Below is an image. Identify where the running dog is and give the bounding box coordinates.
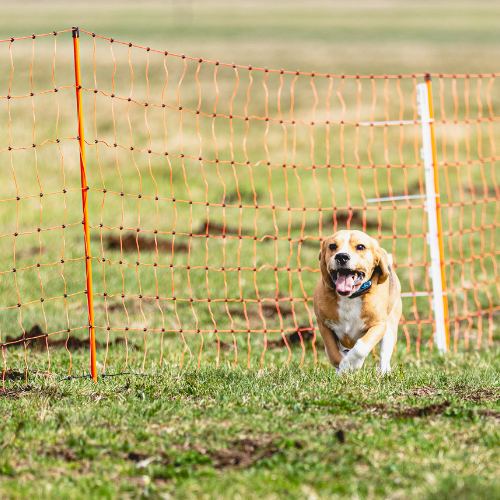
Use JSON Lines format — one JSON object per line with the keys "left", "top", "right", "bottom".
{"left": 314, "top": 230, "right": 402, "bottom": 374}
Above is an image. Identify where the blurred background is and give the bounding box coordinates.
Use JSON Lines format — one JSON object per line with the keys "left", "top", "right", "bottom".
{"left": 3, "top": 0, "right": 500, "bottom": 74}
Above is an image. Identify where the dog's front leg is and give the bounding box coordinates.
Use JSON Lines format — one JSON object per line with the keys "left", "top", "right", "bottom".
{"left": 317, "top": 321, "right": 343, "bottom": 369}
{"left": 378, "top": 326, "right": 395, "bottom": 375}
{"left": 338, "top": 323, "right": 386, "bottom": 374}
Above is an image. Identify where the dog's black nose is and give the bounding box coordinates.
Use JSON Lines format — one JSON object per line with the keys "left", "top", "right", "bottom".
{"left": 335, "top": 253, "right": 350, "bottom": 265}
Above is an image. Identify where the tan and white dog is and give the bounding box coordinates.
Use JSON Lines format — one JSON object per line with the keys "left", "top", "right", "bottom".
{"left": 313, "top": 230, "right": 402, "bottom": 374}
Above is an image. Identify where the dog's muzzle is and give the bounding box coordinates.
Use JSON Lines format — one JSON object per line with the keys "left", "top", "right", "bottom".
{"left": 329, "top": 269, "right": 365, "bottom": 296}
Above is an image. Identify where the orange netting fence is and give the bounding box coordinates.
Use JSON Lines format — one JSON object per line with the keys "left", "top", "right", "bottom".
{"left": 1, "top": 29, "right": 499, "bottom": 389}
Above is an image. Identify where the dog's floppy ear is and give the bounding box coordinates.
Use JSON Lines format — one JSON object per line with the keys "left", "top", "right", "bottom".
{"left": 319, "top": 238, "right": 334, "bottom": 288}
{"left": 374, "top": 241, "right": 391, "bottom": 284}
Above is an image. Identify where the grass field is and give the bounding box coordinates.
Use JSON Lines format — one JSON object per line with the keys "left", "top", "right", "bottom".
{"left": 3, "top": 351, "right": 500, "bottom": 499}
{"left": 1, "top": 1, "right": 500, "bottom": 498}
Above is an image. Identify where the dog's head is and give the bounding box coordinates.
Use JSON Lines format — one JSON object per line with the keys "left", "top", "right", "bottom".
{"left": 319, "top": 230, "right": 390, "bottom": 297}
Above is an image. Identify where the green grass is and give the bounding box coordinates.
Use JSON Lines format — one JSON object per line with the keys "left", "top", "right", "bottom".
{"left": 2, "top": 351, "right": 500, "bottom": 499}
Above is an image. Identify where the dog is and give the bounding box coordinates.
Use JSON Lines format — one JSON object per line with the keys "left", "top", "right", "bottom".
{"left": 313, "top": 230, "right": 402, "bottom": 374}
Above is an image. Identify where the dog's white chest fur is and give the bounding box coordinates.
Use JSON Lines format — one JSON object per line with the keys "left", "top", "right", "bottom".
{"left": 324, "top": 297, "right": 365, "bottom": 345}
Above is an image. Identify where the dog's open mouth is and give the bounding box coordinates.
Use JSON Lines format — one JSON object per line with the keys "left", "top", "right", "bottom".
{"left": 330, "top": 269, "right": 365, "bottom": 296}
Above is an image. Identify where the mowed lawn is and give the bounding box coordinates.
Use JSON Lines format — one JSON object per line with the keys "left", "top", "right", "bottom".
{"left": 2, "top": 351, "right": 500, "bottom": 499}
{"left": 1, "top": 1, "right": 500, "bottom": 498}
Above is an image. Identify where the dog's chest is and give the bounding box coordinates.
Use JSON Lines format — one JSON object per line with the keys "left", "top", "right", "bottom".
{"left": 324, "top": 298, "right": 365, "bottom": 344}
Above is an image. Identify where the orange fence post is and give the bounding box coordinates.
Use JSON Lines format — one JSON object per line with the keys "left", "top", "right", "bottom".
{"left": 425, "top": 74, "right": 450, "bottom": 350}
{"left": 72, "top": 27, "right": 97, "bottom": 382}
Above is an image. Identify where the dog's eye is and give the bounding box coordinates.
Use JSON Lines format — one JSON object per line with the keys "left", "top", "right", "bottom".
{"left": 356, "top": 244, "right": 366, "bottom": 251}
{"left": 329, "top": 244, "right": 337, "bottom": 251}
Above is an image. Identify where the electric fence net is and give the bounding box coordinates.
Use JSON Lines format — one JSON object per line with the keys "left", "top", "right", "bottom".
{"left": 0, "top": 29, "right": 499, "bottom": 391}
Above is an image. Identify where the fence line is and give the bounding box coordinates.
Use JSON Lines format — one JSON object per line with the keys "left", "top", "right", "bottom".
{"left": 0, "top": 28, "right": 499, "bottom": 389}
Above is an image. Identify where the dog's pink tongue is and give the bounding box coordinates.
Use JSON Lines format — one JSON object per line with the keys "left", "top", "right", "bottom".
{"left": 336, "top": 274, "right": 355, "bottom": 293}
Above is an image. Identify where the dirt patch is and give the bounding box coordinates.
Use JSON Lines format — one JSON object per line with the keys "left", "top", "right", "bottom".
{"left": 15, "top": 247, "right": 40, "bottom": 260}
{"left": 126, "top": 437, "right": 286, "bottom": 471}
{"left": 99, "top": 233, "right": 189, "bottom": 253}
{"left": 213, "top": 333, "right": 323, "bottom": 353}
{"left": 208, "top": 437, "right": 283, "bottom": 469}
{"left": 261, "top": 302, "right": 294, "bottom": 318}
{"left": 333, "top": 211, "right": 378, "bottom": 229}
{"left": 1, "top": 386, "right": 40, "bottom": 398}
{"left": 3, "top": 325, "right": 128, "bottom": 351}
{"left": 44, "top": 445, "right": 78, "bottom": 462}
{"left": 363, "top": 401, "right": 452, "bottom": 419}
{"left": 1, "top": 369, "right": 55, "bottom": 381}
{"left": 1, "top": 369, "right": 25, "bottom": 381}
{"left": 398, "top": 401, "right": 451, "bottom": 419}
{"left": 363, "top": 400, "right": 500, "bottom": 421}
{"left": 403, "top": 385, "right": 500, "bottom": 402}
{"left": 298, "top": 211, "right": 378, "bottom": 233}
{"left": 451, "top": 387, "right": 500, "bottom": 403}
{"left": 228, "top": 301, "right": 294, "bottom": 321}
{"left": 305, "top": 419, "right": 358, "bottom": 436}
{"left": 214, "top": 340, "right": 235, "bottom": 352}
{"left": 4, "top": 325, "right": 61, "bottom": 350}
{"left": 363, "top": 402, "right": 392, "bottom": 412}
{"left": 477, "top": 409, "right": 500, "bottom": 419}
{"left": 464, "top": 183, "right": 489, "bottom": 198}
{"left": 96, "top": 297, "right": 171, "bottom": 314}
{"left": 195, "top": 220, "right": 244, "bottom": 238}
{"left": 268, "top": 327, "right": 324, "bottom": 350}
{"left": 101, "top": 302, "right": 131, "bottom": 313}
{"left": 403, "top": 385, "right": 442, "bottom": 398}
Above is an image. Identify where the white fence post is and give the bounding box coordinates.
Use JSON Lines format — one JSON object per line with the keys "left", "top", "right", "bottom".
{"left": 417, "top": 82, "right": 448, "bottom": 353}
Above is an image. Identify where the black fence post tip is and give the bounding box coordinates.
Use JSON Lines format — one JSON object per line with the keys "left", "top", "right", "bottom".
{"left": 72, "top": 27, "right": 80, "bottom": 38}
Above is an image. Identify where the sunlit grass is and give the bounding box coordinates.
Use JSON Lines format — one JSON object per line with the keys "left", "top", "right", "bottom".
{"left": 2, "top": 350, "right": 500, "bottom": 499}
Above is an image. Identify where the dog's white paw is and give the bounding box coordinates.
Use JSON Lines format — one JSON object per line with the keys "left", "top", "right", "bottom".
{"left": 377, "top": 362, "right": 391, "bottom": 375}
{"left": 338, "top": 357, "right": 364, "bottom": 374}
{"left": 337, "top": 339, "right": 370, "bottom": 374}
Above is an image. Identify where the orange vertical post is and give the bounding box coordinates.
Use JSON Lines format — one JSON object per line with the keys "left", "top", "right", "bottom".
{"left": 73, "top": 27, "right": 97, "bottom": 381}
{"left": 425, "top": 73, "right": 450, "bottom": 350}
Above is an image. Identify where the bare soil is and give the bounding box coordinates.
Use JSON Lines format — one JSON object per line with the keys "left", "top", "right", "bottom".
{"left": 398, "top": 401, "right": 451, "bottom": 418}
{"left": 195, "top": 220, "right": 245, "bottom": 238}
{"left": 126, "top": 436, "right": 286, "bottom": 470}
{"left": 99, "top": 233, "right": 189, "bottom": 253}
{"left": 4, "top": 325, "right": 127, "bottom": 350}
{"left": 267, "top": 327, "right": 324, "bottom": 349}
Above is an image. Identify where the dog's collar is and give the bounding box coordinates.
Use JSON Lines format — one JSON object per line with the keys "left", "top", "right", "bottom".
{"left": 349, "top": 274, "right": 374, "bottom": 299}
